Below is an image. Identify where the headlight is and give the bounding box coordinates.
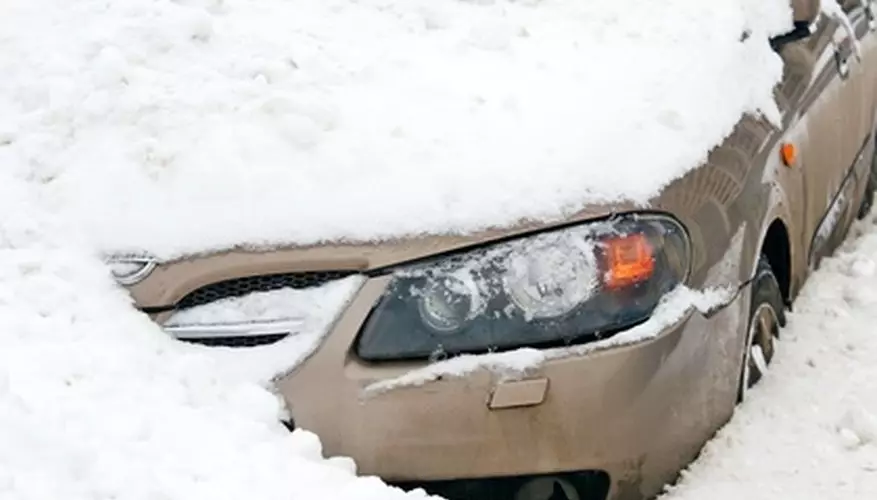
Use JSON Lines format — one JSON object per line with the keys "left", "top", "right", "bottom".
{"left": 106, "top": 256, "right": 157, "bottom": 285}
{"left": 355, "top": 214, "right": 690, "bottom": 361}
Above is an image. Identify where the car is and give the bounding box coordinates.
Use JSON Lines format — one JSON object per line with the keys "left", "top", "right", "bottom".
{"left": 108, "top": 1, "right": 877, "bottom": 499}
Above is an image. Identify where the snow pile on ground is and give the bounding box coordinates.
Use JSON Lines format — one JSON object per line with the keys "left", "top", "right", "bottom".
{"left": 661, "top": 213, "right": 877, "bottom": 500}
{"left": 0, "top": 173, "right": 435, "bottom": 499}
{"left": 0, "top": 0, "right": 792, "bottom": 259}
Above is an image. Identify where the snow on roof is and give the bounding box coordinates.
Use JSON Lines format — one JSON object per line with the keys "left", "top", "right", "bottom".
{"left": 0, "top": 0, "right": 792, "bottom": 259}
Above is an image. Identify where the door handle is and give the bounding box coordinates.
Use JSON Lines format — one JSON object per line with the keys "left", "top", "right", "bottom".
{"left": 835, "top": 42, "right": 853, "bottom": 80}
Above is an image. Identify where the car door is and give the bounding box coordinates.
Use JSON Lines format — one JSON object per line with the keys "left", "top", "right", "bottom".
{"left": 786, "top": 7, "right": 871, "bottom": 267}
{"left": 776, "top": 12, "right": 850, "bottom": 269}
{"left": 808, "top": 2, "right": 877, "bottom": 264}
{"left": 834, "top": 1, "right": 877, "bottom": 170}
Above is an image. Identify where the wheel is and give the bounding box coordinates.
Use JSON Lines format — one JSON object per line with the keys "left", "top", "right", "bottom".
{"left": 737, "top": 255, "right": 785, "bottom": 403}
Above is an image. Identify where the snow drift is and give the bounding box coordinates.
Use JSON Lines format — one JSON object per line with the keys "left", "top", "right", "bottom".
{"left": 0, "top": 171, "right": 435, "bottom": 500}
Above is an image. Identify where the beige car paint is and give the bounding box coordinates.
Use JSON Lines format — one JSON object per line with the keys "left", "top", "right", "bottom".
{"left": 118, "top": 1, "right": 877, "bottom": 499}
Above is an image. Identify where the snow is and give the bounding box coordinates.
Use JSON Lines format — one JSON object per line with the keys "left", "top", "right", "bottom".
{"left": 5, "top": 0, "right": 874, "bottom": 498}
{"left": 817, "top": 191, "right": 847, "bottom": 242}
{"left": 0, "top": 0, "right": 793, "bottom": 260}
{"left": 0, "top": 173, "right": 435, "bottom": 499}
{"left": 15, "top": 193, "right": 877, "bottom": 500}
{"left": 824, "top": 0, "right": 863, "bottom": 60}
{"left": 661, "top": 212, "right": 877, "bottom": 500}
{"left": 502, "top": 231, "right": 600, "bottom": 320}
{"left": 165, "top": 276, "right": 365, "bottom": 383}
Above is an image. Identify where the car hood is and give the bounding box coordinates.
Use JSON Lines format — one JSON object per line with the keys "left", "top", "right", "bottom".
{"left": 127, "top": 202, "right": 632, "bottom": 309}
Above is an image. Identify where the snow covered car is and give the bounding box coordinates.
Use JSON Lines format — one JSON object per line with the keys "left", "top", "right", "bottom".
{"left": 107, "top": 1, "right": 877, "bottom": 499}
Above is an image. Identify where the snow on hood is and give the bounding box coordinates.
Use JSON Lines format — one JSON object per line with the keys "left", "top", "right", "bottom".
{"left": 0, "top": 0, "right": 793, "bottom": 259}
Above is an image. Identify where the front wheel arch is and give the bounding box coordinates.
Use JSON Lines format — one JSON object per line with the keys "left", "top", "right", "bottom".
{"left": 759, "top": 219, "right": 792, "bottom": 306}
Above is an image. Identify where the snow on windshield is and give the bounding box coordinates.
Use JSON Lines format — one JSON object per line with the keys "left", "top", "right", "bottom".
{"left": 0, "top": 0, "right": 792, "bottom": 259}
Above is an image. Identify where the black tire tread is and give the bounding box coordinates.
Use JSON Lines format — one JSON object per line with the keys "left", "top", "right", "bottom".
{"left": 751, "top": 255, "right": 786, "bottom": 329}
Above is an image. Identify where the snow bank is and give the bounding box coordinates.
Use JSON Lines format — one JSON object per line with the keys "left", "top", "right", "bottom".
{"left": 661, "top": 213, "right": 877, "bottom": 500}
{"left": 0, "top": 0, "right": 793, "bottom": 259}
{"left": 0, "top": 174, "right": 435, "bottom": 499}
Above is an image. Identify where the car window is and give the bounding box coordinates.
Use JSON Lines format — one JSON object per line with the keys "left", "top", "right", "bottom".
{"left": 774, "top": 12, "right": 829, "bottom": 109}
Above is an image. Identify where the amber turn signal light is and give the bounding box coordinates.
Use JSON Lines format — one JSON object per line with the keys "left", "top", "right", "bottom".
{"left": 603, "top": 233, "right": 656, "bottom": 289}
{"left": 781, "top": 143, "right": 797, "bottom": 167}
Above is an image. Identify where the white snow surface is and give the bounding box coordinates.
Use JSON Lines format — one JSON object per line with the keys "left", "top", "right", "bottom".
{"left": 0, "top": 175, "right": 435, "bottom": 499}
{"left": 661, "top": 213, "right": 877, "bottom": 500}
{"left": 0, "top": 0, "right": 793, "bottom": 259}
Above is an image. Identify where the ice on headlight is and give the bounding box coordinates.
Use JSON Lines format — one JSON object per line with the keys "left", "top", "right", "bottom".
{"left": 415, "top": 273, "right": 483, "bottom": 333}
{"left": 503, "top": 235, "right": 599, "bottom": 321}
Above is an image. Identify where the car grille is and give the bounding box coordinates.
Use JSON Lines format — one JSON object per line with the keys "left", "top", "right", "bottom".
{"left": 182, "top": 334, "right": 290, "bottom": 348}
{"left": 168, "top": 270, "right": 356, "bottom": 348}
{"left": 175, "top": 270, "right": 355, "bottom": 310}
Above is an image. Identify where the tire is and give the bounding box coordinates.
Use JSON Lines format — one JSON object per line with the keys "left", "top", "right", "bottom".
{"left": 737, "top": 255, "right": 786, "bottom": 403}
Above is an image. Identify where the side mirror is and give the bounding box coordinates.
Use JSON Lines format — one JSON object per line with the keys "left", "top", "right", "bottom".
{"left": 770, "top": 21, "right": 816, "bottom": 51}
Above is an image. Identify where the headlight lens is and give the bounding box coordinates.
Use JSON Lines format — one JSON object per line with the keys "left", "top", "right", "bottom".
{"left": 355, "top": 214, "right": 690, "bottom": 361}
{"left": 503, "top": 237, "right": 599, "bottom": 320}
{"left": 416, "top": 273, "right": 483, "bottom": 333}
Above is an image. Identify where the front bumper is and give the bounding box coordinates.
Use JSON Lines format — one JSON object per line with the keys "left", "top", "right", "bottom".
{"left": 274, "top": 276, "right": 750, "bottom": 500}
